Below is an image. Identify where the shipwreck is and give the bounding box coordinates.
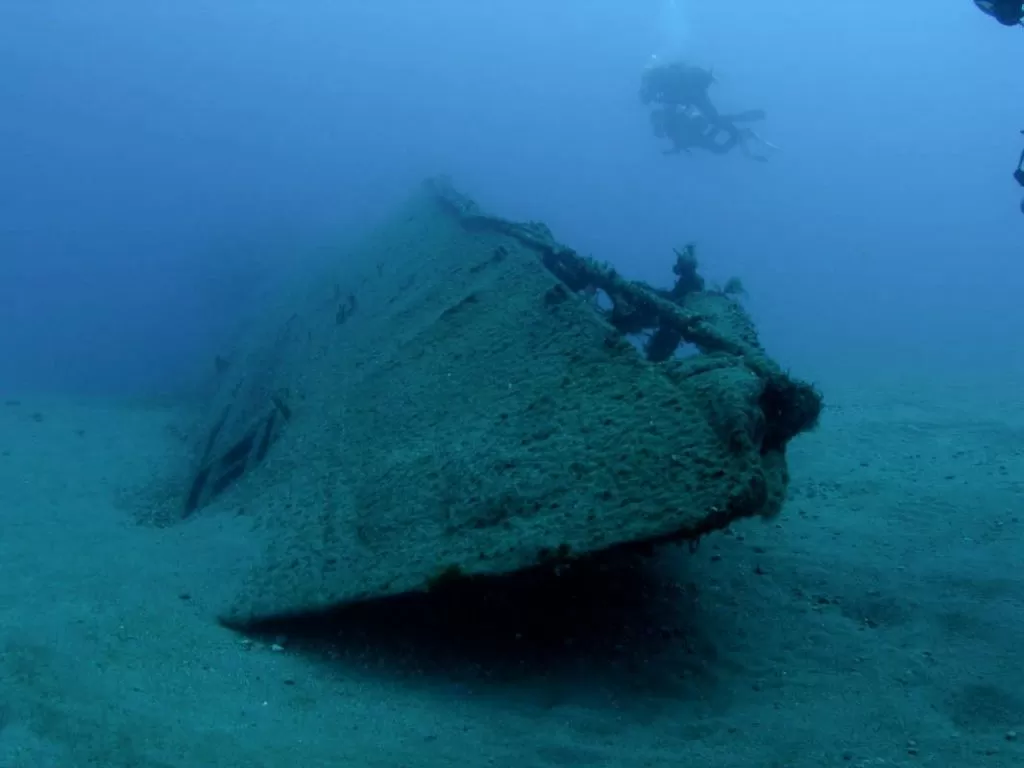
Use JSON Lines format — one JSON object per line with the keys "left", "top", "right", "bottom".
{"left": 141, "top": 177, "right": 822, "bottom": 627}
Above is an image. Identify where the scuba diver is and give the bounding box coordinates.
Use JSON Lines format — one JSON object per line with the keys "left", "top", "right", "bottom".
{"left": 971, "top": 2, "right": 1024, "bottom": 213}
{"left": 650, "top": 104, "right": 775, "bottom": 161}
{"left": 973, "top": 0, "right": 1024, "bottom": 25}
{"left": 642, "top": 56, "right": 775, "bottom": 161}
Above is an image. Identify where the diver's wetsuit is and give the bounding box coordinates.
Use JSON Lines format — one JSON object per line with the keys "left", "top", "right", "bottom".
{"left": 652, "top": 106, "right": 766, "bottom": 157}
{"left": 973, "top": 0, "right": 1024, "bottom": 25}
{"left": 652, "top": 107, "right": 738, "bottom": 155}
{"left": 640, "top": 62, "right": 721, "bottom": 123}
{"left": 1014, "top": 146, "right": 1024, "bottom": 214}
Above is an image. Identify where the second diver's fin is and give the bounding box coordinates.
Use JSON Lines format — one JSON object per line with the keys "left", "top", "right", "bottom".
{"left": 739, "top": 128, "right": 781, "bottom": 161}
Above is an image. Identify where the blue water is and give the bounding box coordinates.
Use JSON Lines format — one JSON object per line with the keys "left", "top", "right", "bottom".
{"left": 1, "top": 3, "right": 1022, "bottom": 766}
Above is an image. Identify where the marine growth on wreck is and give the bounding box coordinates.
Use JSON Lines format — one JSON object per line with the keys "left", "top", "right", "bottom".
{"left": 137, "top": 176, "right": 822, "bottom": 627}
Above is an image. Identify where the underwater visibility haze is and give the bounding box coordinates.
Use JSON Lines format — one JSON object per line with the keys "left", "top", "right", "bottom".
{"left": 0, "top": 2, "right": 1022, "bottom": 767}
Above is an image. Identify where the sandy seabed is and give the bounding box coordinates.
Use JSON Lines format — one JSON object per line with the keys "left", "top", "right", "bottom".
{"left": 1, "top": 366, "right": 1022, "bottom": 768}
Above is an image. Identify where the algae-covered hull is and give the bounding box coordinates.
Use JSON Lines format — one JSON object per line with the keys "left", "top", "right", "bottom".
{"left": 150, "top": 177, "right": 821, "bottom": 627}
